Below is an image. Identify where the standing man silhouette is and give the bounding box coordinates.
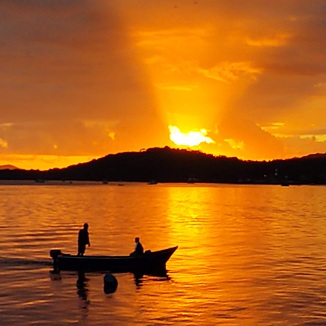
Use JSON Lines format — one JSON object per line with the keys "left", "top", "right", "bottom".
{"left": 78, "top": 223, "right": 90, "bottom": 256}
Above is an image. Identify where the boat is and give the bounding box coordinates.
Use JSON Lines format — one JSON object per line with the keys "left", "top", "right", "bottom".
{"left": 50, "top": 246, "right": 178, "bottom": 273}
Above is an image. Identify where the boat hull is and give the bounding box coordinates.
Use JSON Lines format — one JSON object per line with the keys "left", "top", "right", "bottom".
{"left": 50, "top": 246, "right": 178, "bottom": 273}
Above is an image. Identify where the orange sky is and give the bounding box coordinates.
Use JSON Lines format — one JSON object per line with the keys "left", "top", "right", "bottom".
{"left": 1, "top": 0, "right": 326, "bottom": 170}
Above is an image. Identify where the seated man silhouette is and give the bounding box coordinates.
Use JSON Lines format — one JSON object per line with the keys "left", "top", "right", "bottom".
{"left": 130, "top": 237, "right": 144, "bottom": 256}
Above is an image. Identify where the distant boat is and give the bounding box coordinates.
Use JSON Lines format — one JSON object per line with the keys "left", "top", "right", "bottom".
{"left": 50, "top": 246, "right": 178, "bottom": 273}
{"left": 148, "top": 180, "right": 157, "bottom": 185}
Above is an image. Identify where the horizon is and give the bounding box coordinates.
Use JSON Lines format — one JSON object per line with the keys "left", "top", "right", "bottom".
{"left": 1, "top": 1, "right": 326, "bottom": 170}
{"left": 1, "top": 146, "right": 325, "bottom": 172}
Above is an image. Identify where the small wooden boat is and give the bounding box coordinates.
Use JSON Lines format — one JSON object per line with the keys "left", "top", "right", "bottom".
{"left": 50, "top": 246, "right": 178, "bottom": 273}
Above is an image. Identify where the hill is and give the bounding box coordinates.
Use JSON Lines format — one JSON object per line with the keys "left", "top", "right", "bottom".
{"left": 0, "top": 164, "right": 18, "bottom": 170}
{"left": 0, "top": 147, "right": 326, "bottom": 184}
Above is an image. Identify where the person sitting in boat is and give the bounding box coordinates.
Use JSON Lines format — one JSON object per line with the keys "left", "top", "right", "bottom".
{"left": 77, "top": 223, "right": 90, "bottom": 256}
{"left": 130, "top": 237, "right": 144, "bottom": 256}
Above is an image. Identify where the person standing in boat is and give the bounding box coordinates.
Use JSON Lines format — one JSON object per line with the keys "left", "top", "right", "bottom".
{"left": 130, "top": 237, "right": 144, "bottom": 256}
{"left": 78, "top": 223, "right": 90, "bottom": 256}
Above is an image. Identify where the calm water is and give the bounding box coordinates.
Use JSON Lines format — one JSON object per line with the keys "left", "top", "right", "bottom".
{"left": 1, "top": 182, "right": 326, "bottom": 325}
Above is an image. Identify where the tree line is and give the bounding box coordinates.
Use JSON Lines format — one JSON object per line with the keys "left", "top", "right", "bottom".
{"left": 1, "top": 147, "right": 326, "bottom": 185}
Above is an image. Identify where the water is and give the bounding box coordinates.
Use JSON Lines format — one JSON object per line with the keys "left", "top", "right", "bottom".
{"left": 1, "top": 182, "right": 326, "bottom": 325}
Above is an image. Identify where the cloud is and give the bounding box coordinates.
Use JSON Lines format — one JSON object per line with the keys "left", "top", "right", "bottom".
{"left": 1, "top": 0, "right": 326, "bottom": 168}
{"left": 121, "top": 0, "right": 326, "bottom": 160}
{"left": 197, "top": 62, "right": 262, "bottom": 83}
{"left": 246, "top": 33, "right": 291, "bottom": 47}
{"left": 0, "top": 0, "right": 167, "bottom": 159}
{"left": 224, "top": 138, "right": 244, "bottom": 150}
{"left": 0, "top": 138, "right": 8, "bottom": 148}
{"left": 314, "top": 82, "right": 326, "bottom": 88}
{"left": 156, "top": 83, "right": 195, "bottom": 91}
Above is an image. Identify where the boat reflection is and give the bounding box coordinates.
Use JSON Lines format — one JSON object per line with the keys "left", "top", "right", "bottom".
{"left": 76, "top": 271, "right": 91, "bottom": 310}
{"left": 50, "top": 267, "right": 171, "bottom": 295}
{"left": 76, "top": 271, "right": 88, "bottom": 300}
{"left": 49, "top": 269, "right": 62, "bottom": 281}
{"left": 133, "top": 268, "right": 171, "bottom": 287}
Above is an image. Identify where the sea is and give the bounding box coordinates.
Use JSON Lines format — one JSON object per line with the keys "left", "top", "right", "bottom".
{"left": 0, "top": 181, "right": 326, "bottom": 325}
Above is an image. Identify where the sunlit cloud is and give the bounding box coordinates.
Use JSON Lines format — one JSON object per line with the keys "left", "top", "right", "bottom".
{"left": 0, "top": 122, "right": 14, "bottom": 128}
{"left": 108, "top": 132, "right": 115, "bottom": 140}
{"left": 246, "top": 33, "right": 291, "bottom": 47}
{"left": 314, "top": 82, "right": 326, "bottom": 88}
{"left": 224, "top": 138, "right": 244, "bottom": 150}
{"left": 197, "top": 62, "right": 262, "bottom": 83}
{"left": 156, "top": 83, "right": 195, "bottom": 91}
{"left": 133, "top": 27, "right": 209, "bottom": 48}
{"left": 301, "top": 135, "right": 326, "bottom": 142}
{"left": 169, "top": 126, "right": 215, "bottom": 147}
{"left": 0, "top": 138, "right": 8, "bottom": 148}
{"left": 259, "top": 122, "right": 285, "bottom": 133}
{"left": 1, "top": 1, "right": 326, "bottom": 169}
{"left": 259, "top": 121, "right": 326, "bottom": 144}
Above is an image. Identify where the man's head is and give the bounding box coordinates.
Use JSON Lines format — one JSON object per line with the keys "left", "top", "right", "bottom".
{"left": 84, "top": 223, "right": 89, "bottom": 229}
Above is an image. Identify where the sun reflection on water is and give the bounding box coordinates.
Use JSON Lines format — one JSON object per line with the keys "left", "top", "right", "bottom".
{"left": 1, "top": 184, "right": 326, "bottom": 325}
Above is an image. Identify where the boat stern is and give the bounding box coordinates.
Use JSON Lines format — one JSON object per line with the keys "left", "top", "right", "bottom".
{"left": 50, "top": 249, "right": 62, "bottom": 271}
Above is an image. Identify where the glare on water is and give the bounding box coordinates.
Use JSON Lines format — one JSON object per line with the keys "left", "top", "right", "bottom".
{"left": 1, "top": 182, "right": 326, "bottom": 325}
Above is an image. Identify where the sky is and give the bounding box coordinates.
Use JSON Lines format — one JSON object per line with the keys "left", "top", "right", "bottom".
{"left": 1, "top": 0, "right": 326, "bottom": 170}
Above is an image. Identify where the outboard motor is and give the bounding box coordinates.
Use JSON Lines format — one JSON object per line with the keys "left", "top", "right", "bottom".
{"left": 50, "top": 249, "right": 62, "bottom": 259}
{"left": 50, "top": 249, "right": 62, "bottom": 272}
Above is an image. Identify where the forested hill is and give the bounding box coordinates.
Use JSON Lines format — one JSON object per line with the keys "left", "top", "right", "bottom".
{"left": 0, "top": 164, "right": 17, "bottom": 170}
{"left": 1, "top": 147, "right": 326, "bottom": 184}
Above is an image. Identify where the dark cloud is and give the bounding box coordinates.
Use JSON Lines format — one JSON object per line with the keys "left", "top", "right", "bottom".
{"left": 0, "top": 0, "right": 165, "bottom": 157}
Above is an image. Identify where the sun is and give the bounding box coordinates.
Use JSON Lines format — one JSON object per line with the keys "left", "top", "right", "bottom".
{"left": 169, "top": 125, "right": 215, "bottom": 147}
